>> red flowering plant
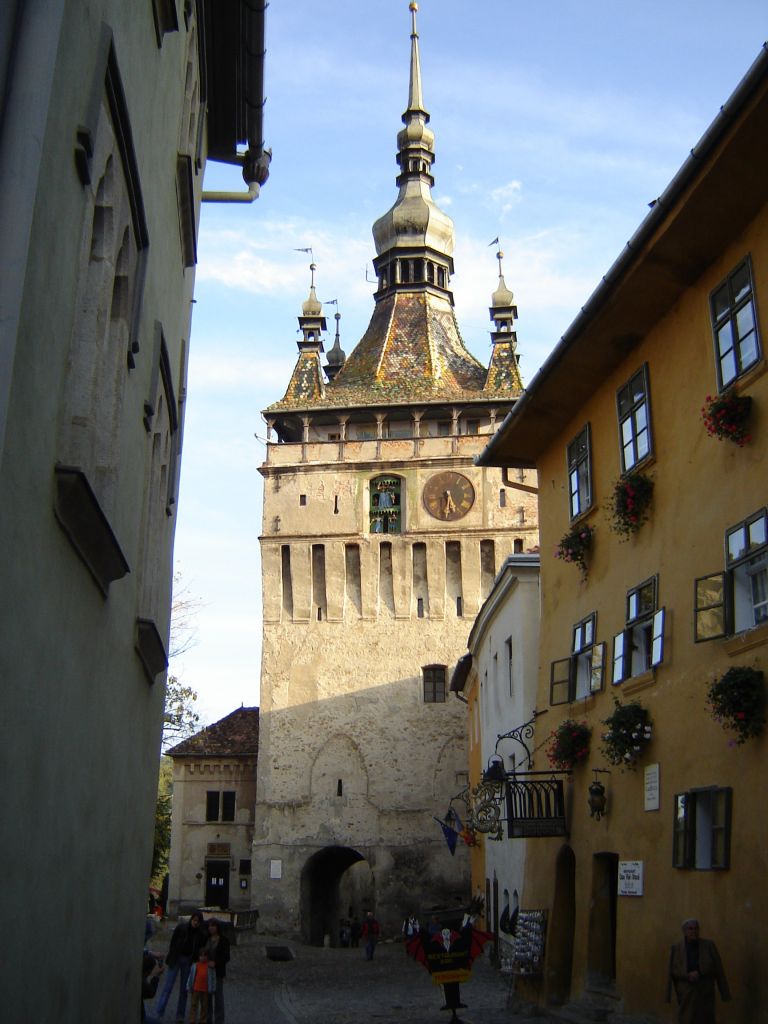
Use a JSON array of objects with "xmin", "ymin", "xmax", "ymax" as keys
[
  {"xmin": 701, "ymin": 391, "xmax": 753, "ymax": 446},
  {"xmin": 555, "ymin": 523, "xmax": 594, "ymax": 580},
  {"xmin": 546, "ymin": 719, "xmax": 591, "ymax": 770},
  {"xmin": 706, "ymin": 665, "xmax": 765, "ymax": 745},
  {"xmin": 607, "ymin": 472, "xmax": 654, "ymax": 539}
]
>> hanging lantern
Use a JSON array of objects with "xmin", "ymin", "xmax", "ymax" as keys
[{"xmin": 588, "ymin": 779, "xmax": 607, "ymax": 820}]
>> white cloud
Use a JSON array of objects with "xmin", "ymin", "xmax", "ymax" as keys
[{"xmin": 489, "ymin": 180, "xmax": 523, "ymax": 217}]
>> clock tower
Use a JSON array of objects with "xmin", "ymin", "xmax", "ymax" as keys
[{"xmin": 253, "ymin": 3, "xmax": 538, "ymax": 940}]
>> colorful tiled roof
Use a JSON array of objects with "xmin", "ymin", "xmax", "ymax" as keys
[
  {"xmin": 485, "ymin": 339, "xmax": 524, "ymax": 393},
  {"xmin": 266, "ymin": 291, "xmax": 521, "ymax": 414},
  {"xmin": 167, "ymin": 706, "xmax": 259, "ymax": 758}
]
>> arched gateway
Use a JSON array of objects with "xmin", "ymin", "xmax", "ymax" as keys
[{"xmin": 300, "ymin": 846, "xmax": 374, "ymax": 946}]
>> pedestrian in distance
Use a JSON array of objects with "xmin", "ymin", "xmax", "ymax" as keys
[
  {"xmin": 350, "ymin": 916, "xmax": 361, "ymax": 948},
  {"xmin": 205, "ymin": 918, "xmax": 230, "ymax": 1024},
  {"xmin": 141, "ymin": 950, "xmax": 164, "ymax": 1023},
  {"xmin": 666, "ymin": 918, "xmax": 730, "ymax": 1024},
  {"xmin": 361, "ymin": 911, "xmax": 381, "ymax": 961},
  {"xmin": 402, "ymin": 913, "xmax": 420, "ymax": 939},
  {"xmin": 155, "ymin": 910, "xmax": 208, "ymax": 1021},
  {"xmin": 186, "ymin": 948, "xmax": 216, "ymax": 1023}
]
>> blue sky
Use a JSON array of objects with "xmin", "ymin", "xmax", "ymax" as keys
[{"xmin": 172, "ymin": 0, "xmax": 767, "ymax": 725}]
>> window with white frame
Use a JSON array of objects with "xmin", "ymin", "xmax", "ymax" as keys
[
  {"xmin": 616, "ymin": 366, "xmax": 652, "ymax": 472},
  {"xmin": 694, "ymin": 507, "xmax": 768, "ymax": 641},
  {"xmin": 550, "ymin": 613, "xmax": 605, "ymax": 705},
  {"xmin": 710, "ymin": 258, "xmax": 761, "ymax": 390},
  {"xmin": 567, "ymin": 424, "xmax": 592, "ymax": 519},
  {"xmin": 612, "ymin": 577, "xmax": 665, "ymax": 683},
  {"xmin": 672, "ymin": 787, "xmax": 731, "ymax": 870}
]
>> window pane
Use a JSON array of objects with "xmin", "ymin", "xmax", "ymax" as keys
[
  {"xmin": 716, "ymin": 321, "xmax": 734, "ymax": 358},
  {"xmin": 572, "ymin": 624, "xmax": 583, "ymax": 653},
  {"xmin": 719, "ymin": 349, "xmax": 737, "ymax": 387},
  {"xmin": 749, "ymin": 516, "xmax": 767, "ymax": 549},
  {"xmin": 711, "ymin": 284, "xmax": 730, "ymax": 321},
  {"xmin": 590, "ymin": 643, "xmax": 604, "ymax": 693},
  {"xmin": 735, "ymin": 302, "xmax": 755, "ymax": 340},
  {"xmin": 751, "ymin": 568, "xmax": 768, "ymax": 624},
  {"xmin": 628, "ymin": 592, "xmax": 638, "ymax": 620},
  {"xmin": 738, "ymin": 330, "xmax": 758, "ymax": 370},
  {"xmin": 651, "ymin": 608, "xmax": 665, "ymax": 666},
  {"xmin": 221, "ymin": 791, "xmax": 236, "ymax": 821},
  {"xmin": 731, "ymin": 263, "xmax": 751, "ymax": 302},
  {"xmin": 696, "ymin": 575, "xmax": 724, "ymax": 607},
  {"xmin": 635, "ymin": 403, "xmax": 648, "ymax": 432},
  {"xmin": 638, "ymin": 582, "xmax": 655, "ymax": 617},
  {"xmin": 630, "ymin": 371, "xmax": 646, "ymax": 404},
  {"xmin": 612, "ymin": 632, "xmax": 625, "ymax": 683},
  {"xmin": 584, "ymin": 618, "xmax": 594, "ymax": 646},
  {"xmin": 727, "ymin": 526, "xmax": 747, "ymax": 563},
  {"xmin": 622, "ymin": 418, "xmax": 634, "ymax": 447},
  {"xmin": 636, "ymin": 426, "xmax": 649, "ymax": 460},
  {"xmin": 206, "ymin": 791, "xmax": 220, "ymax": 822}
]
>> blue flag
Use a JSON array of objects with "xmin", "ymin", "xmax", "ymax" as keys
[{"xmin": 434, "ymin": 816, "xmax": 458, "ymax": 855}]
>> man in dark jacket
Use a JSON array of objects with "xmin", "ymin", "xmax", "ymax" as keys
[
  {"xmin": 667, "ymin": 919, "xmax": 730, "ymax": 1023},
  {"xmin": 155, "ymin": 911, "xmax": 207, "ymax": 1021}
]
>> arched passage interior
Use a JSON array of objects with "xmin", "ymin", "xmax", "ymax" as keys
[{"xmin": 300, "ymin": 846, "xmax": 370, "ymax": 946}]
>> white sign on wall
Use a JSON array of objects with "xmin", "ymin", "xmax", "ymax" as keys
[
  {"xmin": 618, "ymin": 860, "xmax": 644, "ymax": 896},
  {"xmin": 644, "ymin": 763, "xmax": 660, "ymax": 811},
  {"xmin": 269, "ymin": 859, "xmax": 282, "ymax": 880}
]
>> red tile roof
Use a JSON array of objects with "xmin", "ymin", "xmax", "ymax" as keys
[{"xmin": 167, "ymin": 706, "xmax": 259, "ymax": 758}]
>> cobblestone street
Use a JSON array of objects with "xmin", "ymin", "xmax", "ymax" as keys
[{"xmin": 148, "ymin": 923, "xmax": 539, "ymax": 1024}]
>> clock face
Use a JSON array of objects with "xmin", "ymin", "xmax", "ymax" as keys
[{"xmin": 423, "ymin": 471, "xmax": 475, "ymax": 521}]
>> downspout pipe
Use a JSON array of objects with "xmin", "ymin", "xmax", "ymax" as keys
[{"xmin": 202, "ymin": 0, "xmax": 271, "ymax": 204}]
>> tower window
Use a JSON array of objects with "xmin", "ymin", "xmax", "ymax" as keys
[
  {"xmin": 423, "ymin": 665, "xmax": 446, "ymax": 703},
  {"xmin": 370, "ymin": 475, "xmax": 401, "ymax": 534},
  {"xmin": 499, "ymin": 489, "xmax": 507, "ymax": 508},
  {"xmin": 299, "ymin": 494, "xmax": 307, "ymax": 506}
]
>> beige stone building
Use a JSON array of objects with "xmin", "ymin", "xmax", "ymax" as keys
[
  {"xmin": 167, "ymin": 707, "xmax": 260, "ymax": 916},
  {"xmin": 0, "ymin": 3, "xmax": 268, "ymax": 1020},
  {"xmin": 253, "ymin": 6, "xmax": 538, "ymax": 942}
]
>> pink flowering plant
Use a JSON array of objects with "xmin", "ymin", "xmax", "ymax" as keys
[
  {"xmin": 706, "ymin": 665, "xmax": 765, "ymax": 745},
  {"xmin": 701, "ymin": 391, "xmax": 752, "ymax": 446},
  {"xmin": 555, "ymin": 523, "xmax": 594, "ymax": 580},
  {"xmin": 607, "ymin": 472, "xmax": 654, "ymax": 538},
  {"xmin": 546, "ymin": 720, "xmax": 591, "ymax": 771},
  {"xmin": 600, "ymin": 698, "xmax": 652, "ymax": 770}
]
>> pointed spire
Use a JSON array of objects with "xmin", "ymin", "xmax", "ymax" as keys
[
  {"xmin": 371, "ymin": 2, "xmax": 455, "ymax": 299},
  {"xmin": 492, "ymin": 247, "xmax": 515, "ymax": 311},
  {"xmin": 485, "ymin": 242, "xmax": 523, "ymax": 395},
  {"xmin": 301, "ymin": 262, "xmax": 322, "ymax": 317},
  {"xmin": 325, "ymin": 309, "xmax": 346, "ymax": 381},
  {"xmin": 407, "ymin": 2, "xmax": 426, "ymax": 115}
]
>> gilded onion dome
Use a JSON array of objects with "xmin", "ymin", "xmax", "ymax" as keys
[{"xmin": 371, "ymin": 2, "xmax": 454, "ymax": 263}]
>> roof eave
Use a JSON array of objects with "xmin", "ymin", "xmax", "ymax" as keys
[{"xmin": 476, "ymin": 42, "xmax": 768, "ymax": 469}]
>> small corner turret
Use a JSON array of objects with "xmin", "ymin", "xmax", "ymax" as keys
[{"xmin": 484, "ymin": 243, "xmax": 523, "ymax": 395}]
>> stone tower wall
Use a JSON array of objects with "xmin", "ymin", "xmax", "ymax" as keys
[{"xmin": 253, "ymin": 432, "xmax": 539, "ymax": 935}]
